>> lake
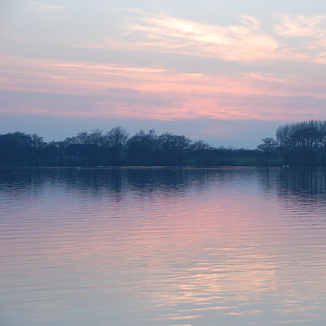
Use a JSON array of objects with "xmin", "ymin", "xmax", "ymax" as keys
[{"xmin": 1, "ymin": 167, "xmax": 326, "ymax": 326}]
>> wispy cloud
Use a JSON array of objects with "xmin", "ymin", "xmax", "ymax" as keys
[
  {"xmin": 274, "ymin": 14, "xmax": 326, "ymax": 37},
  {"xmin": 8, "ymin": 5, "xmax": 326, "ymax": 65},
  {"xmin": 96, "ymin": 11, "xmax": 326, "ymax": 65},
  {"xmin": 122, "ymin": 14, "xmax": 278, "ymax": 62},
  {"xmin": 274, "ymin": 14, "xmax": 326, "ymax": 63},
  {"xmin": 1, "ymin": 55, "xmax": 326, "ymax": 122},
  {"xmin": 53, "ymin": 63, "xmax": 166, "ymax": 74},
  {"xmin": 28, "ymin": 1, "xmax": 68, "ymax": 16}
]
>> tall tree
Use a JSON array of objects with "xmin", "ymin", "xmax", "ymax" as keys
[
  {"xmin": 158, "ymin": 133, "xmax": 191, "ymax": 165},
  {"xmin": 126, "ymin": 130, "xmax": 159, "ymax": 165},
  {"xmin": 190, "ymin": 140, "xmax": 212, "ymax": 166},
  {"xmin": 104, "ymin": 127, "xmax": 129, "ymax": 165},
  {"xmin": 256, "ymin": 138, "xmax": 279, "ymax": 166}
]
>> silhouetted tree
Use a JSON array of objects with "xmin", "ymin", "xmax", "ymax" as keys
[
  {"xmin": 126, "ymin": 130, "xmax": 159, "ymax": 165},
  {"xmin": 0, "ymin": 132, "xmax": 33, "ymax": 166},
  {"xmin": 190, "ymin": 140, "xmax": 212, "ymax": 166},
  {"xmin": 256, "ymin": 137, "xmax": 279, "ymax": 166},
  {"xmin": 158, "ymin": 133, "xmax": 191, "ymax": 165},
  {"xmin": 286, "ymin": 127, "xmax": 322, "ymax": 165},
  {"xmin": 104, "ymin": 127, "xmax": 129, "ymax": 165}
]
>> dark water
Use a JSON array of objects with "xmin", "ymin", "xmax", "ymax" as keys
[{"xmin": 1, "ymin": 167, "xmax": 326, "ymax": 326}]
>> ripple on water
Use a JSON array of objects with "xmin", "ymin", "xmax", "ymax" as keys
[{"xmin": 1, "ymin": 167, "xmax": 326, "ymax": 325}]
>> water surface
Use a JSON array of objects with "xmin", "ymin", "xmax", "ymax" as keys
[{"xmin": 1, "ymin": 167, "xmax": 326, "ymax": 325}]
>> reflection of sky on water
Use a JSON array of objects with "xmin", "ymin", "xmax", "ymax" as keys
[{"xmin": 1, "ymin": 167, "xmax": 326, "ymax": 325}]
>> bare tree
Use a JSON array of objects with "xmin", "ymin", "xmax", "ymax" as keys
[
  {"xmin": 257, "ymin": 138, "xmax": 279, "ymax": 166},
  {"xmin": 104, "ymin": 127, "xmax": 129, "ymax": 165},
  {"xmin": 190, "ymin": 140, "xmax": 212, "ymax": 166}
]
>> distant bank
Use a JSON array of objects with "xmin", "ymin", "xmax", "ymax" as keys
[{"xmin": 1, "ymin": 120, "xmax": 326, "ymax": 167}]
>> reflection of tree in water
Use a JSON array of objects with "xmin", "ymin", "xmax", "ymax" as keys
[
  {"xmin": 256, "ymin": 167, "xmax": 326, "ymax": 202},
  {"xmin": 0, "ymin": 168, "xmax": 126, "ymax": 200},
  {"xmin": 0, "ymin": 167, "xmax": 265, "ymax": 200},
  {"xmin": 278, "ymin": 167, "xmax": 326, "ymax": 199},
  {"xmin": 271, "ymin": 168, "xmax": 326, "ymax": 227},
  {"xmin": 127, "ymin": 169, "xmax": 187, "ymax": 196},
  {"xmin": 0, "ymin": 168, "xmax": 44, "ymax": 196},
  {"xmin": 126, "ymin": 167, "xmax": 260, "ymax": 197},
  {"xmin": 256, "ymin": 168, "xmax": 277, "ymax": 199}
]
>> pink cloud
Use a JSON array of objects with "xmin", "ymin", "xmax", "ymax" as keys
[
  {"xmin": 274, "ymin": 14, "xmax": 326, "ymax": 37},
  {"xmin": 1, "ymin": 55, "xmax": 326, "ymax": 122},
  {"xmin": 89, "ymin": 12, "xmax": 326, "ymax": 65},
  {"xmin": 117, "ymin": 15, "xmax": 279, "ymax": 63}
]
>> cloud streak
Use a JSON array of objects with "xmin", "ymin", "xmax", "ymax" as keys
[
  {"xmin": 275, "ymin": 14, "xmax": 326, "ymax": 37},
  {"xmin": 98, "ymin": 11, "xmax": 326, "ymax": 65},
  {"xmin": 28, "ymin": 1, "xmax": 69, "ymax": 14},
  {"xmin": 114, "ymin": 14, "xmax": 278, "ymax": 62},
  {"xmin": 1, "ymin": 55, "xmax": 326, "ymax": 123},
  {"xmin": 6, "ymin": 5, "xmax": 326, "ymax": 65}
]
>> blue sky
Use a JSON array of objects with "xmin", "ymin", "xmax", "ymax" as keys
[{"xmin": 1, "ymin": 0, "xmax": 326, "ymax": 147}]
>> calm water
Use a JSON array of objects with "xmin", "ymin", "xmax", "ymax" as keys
[{"xmin": 1, "ymin": 167, "xmax": 326, "ymax": 326}]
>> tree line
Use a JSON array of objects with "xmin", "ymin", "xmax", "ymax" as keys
[
  {"xmin": 256, "ymin": 120, "xmax": 326, "ymax": 166},
  {"xmin": 0, "ymin": 127, "xmax": 255, "ymax": 167},
  {"xmin": 1, "ymin": 120, "xmax": 326, "ymax": 167}
]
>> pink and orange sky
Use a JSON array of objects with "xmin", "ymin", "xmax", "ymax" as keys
[{"xmin": 1, "ymin": 0, "xmax": 326, "ymax": 147}]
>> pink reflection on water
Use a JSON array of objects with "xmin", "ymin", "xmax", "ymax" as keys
[{"xmin": 1, "ymin": 168, "xmax": 326, "ymax": 325}]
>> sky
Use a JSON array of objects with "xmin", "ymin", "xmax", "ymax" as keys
[{"xmin": 1, "ymin": 0, "xmax": 326, "ymax": 148}]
